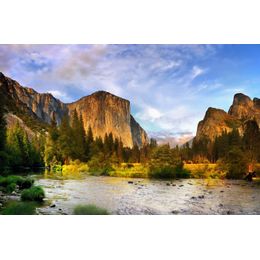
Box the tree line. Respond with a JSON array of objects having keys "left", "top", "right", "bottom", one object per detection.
[{"left": 0, "top": 105, "right": 161, "bottom": 170}]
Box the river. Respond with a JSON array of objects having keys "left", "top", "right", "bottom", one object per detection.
[{"left": 31, "top": 172, "right": 260, "bottom": 215}]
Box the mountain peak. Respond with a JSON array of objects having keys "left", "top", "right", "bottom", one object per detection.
[{"left": 232, "top": 93, "right": 252, "bottom": 105}]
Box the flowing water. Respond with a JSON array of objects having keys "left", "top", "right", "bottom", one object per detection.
[{"left": 31, "top": 172, "right": 260, "bottom": 215}]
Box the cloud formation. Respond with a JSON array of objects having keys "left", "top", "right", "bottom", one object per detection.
[{"left": 1, "top": 44, "right": 259, "bottom": 144}]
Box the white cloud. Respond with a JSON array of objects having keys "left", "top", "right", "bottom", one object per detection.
[
  {"left": 191, "top": 65, "right": 205, "bottom": 80},
  {"left": 47, "top": 90, "right": 70, "bottom": 102},
  {"left": 0, "top": 44, "right": 221, "bottom": 139}
]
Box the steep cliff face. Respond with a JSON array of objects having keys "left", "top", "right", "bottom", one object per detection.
[
  {"left": 195, "top": 107, "right": 240, "bottom": 141},
  {"left": 0, "top": 72, "right": 67, "bottom": 125},
  {"left": 130, "top": 115, "right": 149, "bottom": 147},
  {"left": 67, "top": 91, "right": 148, "bottom": 148},
  {"left": 0, "top": 72, "right": 148, "bottom": 147},
  {"left": 195, "top": 93, "right": 260, "bottom": 142},
  {"left": 228, "top": 93, "right": 260, "bottom": 127}
]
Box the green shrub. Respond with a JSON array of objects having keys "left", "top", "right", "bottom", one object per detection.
[
  {"left": 148, "top": 166, "right": 190, "bottom": 179},
  {"left": 217, "top": 148, "right": 248, "bottom": 179},
  {"left": 73, "top": 204, "right": 109, "bottom": 215},
  {"left": 0, "top": 175, "right": 23, "bottom": 187},
  {"left": 18, "top": 177, "right": 35, "bottom": 189},
  {"left": 51, "top": 164, "right": 62, "bottom": 172},
  {"left": 21, "top": 186, "right": 45, "bottom": 202},
  {"left": 1, "top": 201, "right": 36, "bottom": 215},
  {"left": 0, "top": 176, "right": 35, "bottom": 191},
  {"left": 6, "top": 183, "right": 17, "bottom": 193}
]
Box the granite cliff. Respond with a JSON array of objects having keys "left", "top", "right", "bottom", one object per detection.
[
  {"left": 195, "top": 93, "right": 260, "bottom": 142},
  {"left": 0, "top": 72, "right": 148, "bottom": 147}
]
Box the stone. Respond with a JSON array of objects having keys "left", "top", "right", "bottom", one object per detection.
[
  {"left": 128, "top": 181, "right": 134, "bottom": 184},
  {"left": 194, "top": 93, "right": 260, "bottom": 142},
  {"left": 50, "top": 203, "right": 56, "bottom": 208},
  {"left": 198, "top": 195, "right": 205, "bottom": 199},
  {"left": 0, "top": 73, "right": 148, "bottom": 148}
]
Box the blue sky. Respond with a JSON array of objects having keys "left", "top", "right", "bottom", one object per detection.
[{"left": 0, "top": 44, "right": 260, "bottom": 144}]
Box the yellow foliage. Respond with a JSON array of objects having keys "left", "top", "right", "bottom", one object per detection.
[
  {"left": 184, "top": 163, "right": 225, "bottom": 179},
  {"left": 109, "top": 163, "right": 149, "bottom": 178},
  {"left": 62, "top": 160, "right": 89, "bottom": 174}
]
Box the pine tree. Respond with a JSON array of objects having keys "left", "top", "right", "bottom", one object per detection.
[
  {"left": 71, "top": 110, "right": 86, "bottom": 161},
  {"left": 130, "top": 144, "right": 140, "bottom": 163},
  {"left": 58, "top": 115, "right": 73, "bottom": 164},
  {"left": 86, "top": 126, "right": 94, "bottom": 160},
  {"left": 44, "top": 115, "right": 61, "bottom": 166},
  {"left": 0, "top": 87, "right": 7, "bottom": 166},
  {"left": 243, "top": 119, "right": 260, "bottom": 163}
]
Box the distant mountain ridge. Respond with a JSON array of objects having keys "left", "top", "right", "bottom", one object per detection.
[
  {"left": 0, "top": 72, "right": 148, "bottom": 148},
  {"left": 195, "top": 93, "right": 260, "bottom": 142}
]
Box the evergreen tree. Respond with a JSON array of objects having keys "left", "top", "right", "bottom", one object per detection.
[
  {"left": 86, "top": 126, "right": 94, "bottom": 160},
  {"left": 58, "top": 115, "right": 73, "bottom": 164},
  {"left": 44, "top": 115, "right": 61, "bottom": 166},
  {"left": 130, "top": 144, "right": 140, "bottom": 163},
  {"left": 243, "top": 119, "right": 260, "bottom": 163},
  {"left": 0, "top": 87, "right": 7, "bottom": 167},
  {"left": 71, "top": 110, "right": 86, "bottom": 161}
]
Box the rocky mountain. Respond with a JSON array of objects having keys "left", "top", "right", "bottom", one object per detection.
[
  {"left": 195, "top": 93, "right": 260, "bottom": 142},
  {"left": 0, "top": 72, "right": 148, "bottom": 147},
  {"left": 67, "top": 91, "right": 148, "bottom": 148}
]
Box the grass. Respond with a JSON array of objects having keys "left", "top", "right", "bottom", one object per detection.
[
  {"left": 109, "top": 163, "right": 148, "bottom": 178},
  {"left": 62, "top": 160, "right": 89, "bottom": 174},
  {"left": 6, "top": 183, "right": 17, "bottom": 193},
  {"left": 1, "top": 201, "right": 36, "bottom": 215},
  {"left": 184, "top": 163, "right": 225, "bottom": 179},
  {"left": 73, "top": 204, "right": 109, "bottom": 215},
  {"left": 48, "top": 162, "right": 227, "bottom": 179},
  {"left": 0, "top": 175, "right": 34, "bottom": 192},
  {"left": 21, "top": 186, "right": 45, "bottom": 202}
]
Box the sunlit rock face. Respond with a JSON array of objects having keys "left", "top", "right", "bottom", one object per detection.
[
  {"left": 228, "top": 93, "right": 260, "bottom": 127},
  {"left": 67, "top": 91, "right": 148, "bottom": 148},
  {"left": 0, "top": 72, "right": 68, "bottom": 125},
  {"left": 0, "top": 72, "right": 148, "bottom": 147},
  {"left": 195, "top": 93, "right": 260, "bottom": 142},
  {"left": 195, "top": 107, "right": 239, "bottom": 141}
]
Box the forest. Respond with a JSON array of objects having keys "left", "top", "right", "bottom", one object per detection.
[{"left": 1, "top": 86, "right": 260, "bottom": 180}]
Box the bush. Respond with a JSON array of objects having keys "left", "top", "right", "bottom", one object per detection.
[
  {"left": 0, "top": 175, "right": 23, "bottom": 187},
  {"left": 1, "top": 201, "right": 36, "bottom": 215},
  {"left": 184, "top": 164, "right": 225, "bottom": 179},
  {"left": 0, "top": 176, "right": 34, "bottom": 190},
  {"left": 148, "top": 145, "right": 186, "bottom": 179},
  {"left": 109, "top": 163, "right": 148, "bottom": 178},
  {"left": 51, "top": 164, "right": 62, "bottom": 172},
  {"left": 6, "top": 183, "right": 17, "bottom": 193},
  {"left": 18, "top": 177, "right": 35, "bottom": 189},
  {"left": 21, "top": 186, "right": 45, "bottom": 202},
  {"left": 73, "top": 204, "right": 109, "bottom": 215},
  {"left": 62, "top": 161, "right": 89, "bottom": 174},
  {"left": 217, "top": 147, "right": 248, "bottom": 179},
  {"left": 148, "top": 166, "right": 190, "bottom": 179}
]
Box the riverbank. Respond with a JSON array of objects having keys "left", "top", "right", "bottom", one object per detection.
[{"left": 35, "top": 175, "right": 260, "bottom": 215}]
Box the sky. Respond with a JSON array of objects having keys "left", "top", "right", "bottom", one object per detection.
[{"left": 1, "top": 44, "right": 260, "bottom": 145}]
